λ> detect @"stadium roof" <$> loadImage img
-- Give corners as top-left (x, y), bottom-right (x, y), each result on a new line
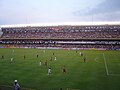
top-left (1, 22), bottom-right (120, 28)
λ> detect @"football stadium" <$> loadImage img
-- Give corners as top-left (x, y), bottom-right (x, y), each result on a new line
top-left (0, 22), bottom-right (120, 90)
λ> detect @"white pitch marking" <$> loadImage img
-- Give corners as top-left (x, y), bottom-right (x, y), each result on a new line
top-left (103, 53), bottom-right (109, 76)
top-left (109, 74), bottom-right (120, 76)
top-left (94, 58), bottom-right (102, 63)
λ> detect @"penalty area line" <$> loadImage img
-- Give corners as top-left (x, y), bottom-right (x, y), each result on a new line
top-left (109, 74), bottom-right (120, 76)
top-left (103, 53), bottom-right (109, 76)
top-left (102, 53), bottom-right (120, 77)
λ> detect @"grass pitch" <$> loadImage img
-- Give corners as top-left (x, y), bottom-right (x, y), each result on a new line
top-left (0, 48), bottom-right (120, 90)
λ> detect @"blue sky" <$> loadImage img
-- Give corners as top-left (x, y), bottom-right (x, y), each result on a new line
top-left (0, 0), bottom-right (120, 25)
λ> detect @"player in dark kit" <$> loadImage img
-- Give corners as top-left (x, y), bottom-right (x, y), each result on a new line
top-left (84, 57), bottom-right (86, 62)
top-left (24, 55), bottom-right (26, 60)
top-left (76, 50), bottom-right (77, 53)
top-left (53, 52), bottom-right (54, 55)
top-left (63, 66), bottom-right (67, 74)
top-left (76, 48), bottom-right (78, 53)
top-left (45, 60), bottom-right (47, 66)
top-left (37, 54), bottom-right (39, 58)
top-left (1, 55), bottom-right (4, 59)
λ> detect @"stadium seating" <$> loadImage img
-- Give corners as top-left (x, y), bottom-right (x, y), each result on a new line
top-left (1, 25), bottom-right (120, 39)
top-left (0, 25), bottom-right (120, 50)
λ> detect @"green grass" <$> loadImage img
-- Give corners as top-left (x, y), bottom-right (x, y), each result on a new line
top-left (0, 48), bottom-right (120, 90)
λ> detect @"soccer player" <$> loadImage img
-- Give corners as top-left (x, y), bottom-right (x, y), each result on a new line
top-left (14, 80), bottom-right (20, 90)
top-left (79, 52), bottom-right (82, 56)
top-left (39, 61), bottom-right (42, 66)
top-left (48, 68), bottom-right (51, 75)
top-left (76, 49), bottom-right (78, 53)
top-left (37, 54), bottom-right (39, 58)
top-left (45, 60), bottom-right (47, 66)
top-left (54, 57), bottom-right (56, 61)
top-left (53, 52), bottom-right (54, 55)
top-left (84, 57), bottom-right (86, 62)
top-left (63, 66), bottom-right (67, 74)
top-left (24, 55), bottom-right (26, 60)
top-left (10, 57), bottom-right (13, 62)
top-left (50, 57), bottom-right (52, 61)
top-left (80, 52), bottom-right (83, 56)
top-left (1, 55), bottom-right (4, 59)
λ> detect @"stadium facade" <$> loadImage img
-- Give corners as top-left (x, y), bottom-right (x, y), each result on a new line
top-left (0, 22), bottom-right (120, 50)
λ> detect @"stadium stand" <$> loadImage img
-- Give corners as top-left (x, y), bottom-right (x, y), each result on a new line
top-left (1, 25), bottom-right (120, 39)
top-left (0, 23), bottom-right (120, 50)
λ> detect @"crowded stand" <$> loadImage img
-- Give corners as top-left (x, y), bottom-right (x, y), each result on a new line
top-left (1, 25), bottom-right (120, 39)
top-left (0, 24), bottom-right (120, 50)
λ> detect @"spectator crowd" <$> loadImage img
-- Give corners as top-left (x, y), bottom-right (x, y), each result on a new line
top-left (1, 25), bottom-right (120, 39)
top-left (0, 25), bottom-right (120, 50)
